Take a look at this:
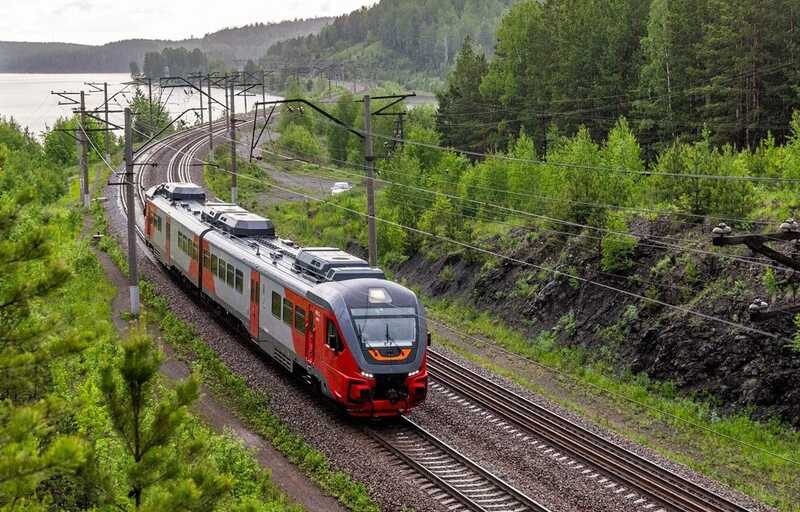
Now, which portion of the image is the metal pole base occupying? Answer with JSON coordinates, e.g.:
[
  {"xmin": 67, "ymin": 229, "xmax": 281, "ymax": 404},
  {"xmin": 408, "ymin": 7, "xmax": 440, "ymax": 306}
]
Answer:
[
  {"xmin": 129, "ymin": 285, "xmax": 140, "ymax": 317},
  {"xmin": 231, "ymin": 186, "xmax": 238, "ymax": 205}
]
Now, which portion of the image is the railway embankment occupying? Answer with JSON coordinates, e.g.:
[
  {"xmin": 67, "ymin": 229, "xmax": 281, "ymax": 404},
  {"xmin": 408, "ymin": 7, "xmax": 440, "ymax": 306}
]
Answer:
[{"xmin": 262, "ymin": 195, "xmax": 800, "ymax": 511}]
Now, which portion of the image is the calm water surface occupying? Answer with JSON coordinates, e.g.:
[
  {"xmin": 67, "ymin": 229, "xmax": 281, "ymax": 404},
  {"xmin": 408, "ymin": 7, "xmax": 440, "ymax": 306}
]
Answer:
[{"xmin": 0, "ymin": 73, "xmax": 278, "ymax": 138}]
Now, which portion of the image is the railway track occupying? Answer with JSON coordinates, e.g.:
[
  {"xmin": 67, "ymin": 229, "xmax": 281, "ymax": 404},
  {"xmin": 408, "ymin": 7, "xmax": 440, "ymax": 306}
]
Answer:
[
  {"xmin": 427, "ymin": 350, "xmax": 752, "ymax": 512},
  {"xmin": 367, "ymin": 417, "xmax": 551, "ymax": 512},
  {"xmin": 116, "ymin": 119, "xmax": 752, "ymax": 512},
  {"xmin": 116, "ymin": 122, "xmax": 557, "ymax": 512}
]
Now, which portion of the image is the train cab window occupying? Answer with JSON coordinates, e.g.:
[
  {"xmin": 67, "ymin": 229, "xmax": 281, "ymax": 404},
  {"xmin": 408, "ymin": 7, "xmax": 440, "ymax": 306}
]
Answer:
[
  {"xmin": 235, "ymin": 269, "xmax": 244, "ymax": 294},
  {"xmin": 271, "ymin": 292, "xmax": 281, "ymax": 318},
  {"xmin": 226, "ymin": 263, "xmax": 235, "ymax": 287},
  {"xmin": 294, "ymin": 307, "xmax": 306, "ymax": 334},
  {"xmin": 282, "ymin": 298, "xmax": 293, "ymax": 326},
  {"xmin": 217, "ymin": 258, "xmax": 226, "ymax": 279},
  {"xmin": 326, "ymin": 320, "xmax": 343, "ymax": 352},
  {"xmin": 211, "ymin": 254, "xmax": 218, "ymax": 276}
]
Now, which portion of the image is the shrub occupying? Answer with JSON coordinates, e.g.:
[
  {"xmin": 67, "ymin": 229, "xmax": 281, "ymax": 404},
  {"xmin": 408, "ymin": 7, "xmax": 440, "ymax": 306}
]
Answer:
[
  {"xmin": 601, "ymin": 212, "xmax": 637, "ymax": 272},
  {"xmin": 280, "ymin": 124, "xmax": 321, "ymax": 159}
]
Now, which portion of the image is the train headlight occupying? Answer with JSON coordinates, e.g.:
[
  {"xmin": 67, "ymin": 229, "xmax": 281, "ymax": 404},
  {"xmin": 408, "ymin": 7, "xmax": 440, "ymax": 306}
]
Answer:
[
  {"xmin": 360, "ymin": 371, "xmax": 374, "ymax": 379},
  {"xmin": 408, "ymin": 369, "xmax": 420, "ymax": 377}
]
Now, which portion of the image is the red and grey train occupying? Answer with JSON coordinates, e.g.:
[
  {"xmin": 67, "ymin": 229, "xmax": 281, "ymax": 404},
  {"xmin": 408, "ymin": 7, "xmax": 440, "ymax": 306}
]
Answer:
[{"xmin": 144, "ymin": 183, "xmax": 428, "ymax": 416}]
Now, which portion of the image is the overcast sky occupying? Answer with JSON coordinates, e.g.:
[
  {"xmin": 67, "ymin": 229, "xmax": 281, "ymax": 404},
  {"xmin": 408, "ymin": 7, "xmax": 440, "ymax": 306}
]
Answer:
[{"xmin": 0, "ymin": 0, "xmax": 376, "ymax": 45}]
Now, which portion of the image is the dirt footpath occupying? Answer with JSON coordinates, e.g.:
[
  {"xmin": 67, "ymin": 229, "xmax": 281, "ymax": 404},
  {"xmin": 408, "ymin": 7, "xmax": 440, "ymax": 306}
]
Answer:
[{"xmin": 86, "ymin": 215, "xmax": 346, "ymax": 512}]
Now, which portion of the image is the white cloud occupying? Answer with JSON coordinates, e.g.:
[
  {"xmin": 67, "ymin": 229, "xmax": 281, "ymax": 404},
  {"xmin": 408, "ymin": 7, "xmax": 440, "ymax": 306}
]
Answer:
[{"xmin": 0, "ymin": 0, "xmax": 376, "ymax": 45}]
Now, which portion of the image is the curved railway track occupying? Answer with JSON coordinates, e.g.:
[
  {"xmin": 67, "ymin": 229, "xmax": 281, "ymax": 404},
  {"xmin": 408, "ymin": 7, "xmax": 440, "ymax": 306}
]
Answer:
[
  {"xmin": 368, "ymin": 418, "xmax": 551, "ymax": 512},
  {"xmin": 114, "ymin": 121, "xmax": 755, "ymax": 512},
  {"xmin": 427, "ymin": 350, "xmax": 752, "ymax": 512}
]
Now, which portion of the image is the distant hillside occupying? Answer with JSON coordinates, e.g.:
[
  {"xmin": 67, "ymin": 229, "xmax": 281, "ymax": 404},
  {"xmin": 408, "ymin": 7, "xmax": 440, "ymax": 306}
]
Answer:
[
  {"xmin": 0, "ymin": 18, "xmax": 332, "ymax": 73},
  {"xmin": 264, "ymin": 0, "xmax": 518, "ymax": 88}
]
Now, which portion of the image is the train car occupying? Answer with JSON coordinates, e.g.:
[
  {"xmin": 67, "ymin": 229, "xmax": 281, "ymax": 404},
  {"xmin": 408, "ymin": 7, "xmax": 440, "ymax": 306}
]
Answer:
[{"xmin": 143, "ymin": 183, "xmax": 428, "ymax": 417}]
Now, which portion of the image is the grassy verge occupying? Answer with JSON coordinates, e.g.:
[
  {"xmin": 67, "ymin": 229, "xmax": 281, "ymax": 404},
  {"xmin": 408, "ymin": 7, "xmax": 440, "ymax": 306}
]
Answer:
[{"xmin": 92, "ymin": 195, "xmax": 381, "ymax": 512}]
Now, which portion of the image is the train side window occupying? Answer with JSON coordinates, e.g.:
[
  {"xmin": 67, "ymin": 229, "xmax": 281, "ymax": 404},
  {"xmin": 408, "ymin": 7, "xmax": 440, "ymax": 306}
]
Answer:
[
  {"xmin": 211, "ymin": 254, "xmax": 218, "ymax": 276},
  {"xmin": 282, "ymin": 298, "xmax": 293, "ymax": 326},
  {"xmin": 294, "ymin": 307, "xmax": 306, "ymax": 334},
  {"xmin": 192, "ymin": 241, "xmax": 198, "ymax": 260},
  {"xmin": 217, "ymin": 258, "xmax": 226, "ymax": 279},
  {"xmin": 235, "ymin": 269, "xmax": 243, "ymax": 294},
  {"xmin": 202, "ymin": 248, "xmax": 210, "ymax": 269},
  {"xmin": 155, "ymin": 215, "xmax": 162, "ymax": 232},
  {"xmin": 326, "ymin": 320, "xmax": 342, "ymax": 352},
  {"xmin": 271, "ymin": 292, "xmax": 281, "ymax": 318},
  {"xmin": 226, "ymin": 263, "xmax": 235, "ymax": 287}
]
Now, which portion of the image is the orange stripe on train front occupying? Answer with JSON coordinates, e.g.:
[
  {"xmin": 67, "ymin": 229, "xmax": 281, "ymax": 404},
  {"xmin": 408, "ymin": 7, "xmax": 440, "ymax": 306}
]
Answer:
[{"xmin": 368, "ymin": 348, "xmax": 412, "ymax": 362}]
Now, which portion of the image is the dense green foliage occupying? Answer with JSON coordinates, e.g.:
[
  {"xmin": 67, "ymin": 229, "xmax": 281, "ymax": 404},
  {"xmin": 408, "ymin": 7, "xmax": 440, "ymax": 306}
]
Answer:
[
  {"xmin": 142, "ymin": 47, "xmax": 208, "ymax": 78},
  {"xmin": 0, "ymin": 119, "xmax": 298, "ymax": 511},
  {"xmin": 436, "ymin": 0, "xmax": 800, "ymax": 152},
  {"xmin": 129, "ymin": 87, "xmax": 174, "ymax": 144},
  {"xmin": 265, "ymin": 0, "xmax": 517, "ymax": 89}
]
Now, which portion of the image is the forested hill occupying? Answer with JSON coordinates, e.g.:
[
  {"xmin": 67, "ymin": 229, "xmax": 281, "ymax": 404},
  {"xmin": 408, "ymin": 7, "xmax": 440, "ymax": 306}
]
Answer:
[
  {"xmin": 265, "ymin": 0, "xmax": 518, "ymax": 89},
  {"xmin": 0, "ymin": 17, "xmax": 332, "ymax": 73}
]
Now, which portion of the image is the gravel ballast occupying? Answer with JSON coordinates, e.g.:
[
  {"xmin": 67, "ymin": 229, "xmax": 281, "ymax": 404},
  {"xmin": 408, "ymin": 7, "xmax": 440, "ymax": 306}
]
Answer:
[{"xmin": 101, "ymin": 128, "xmax": 775, "ymax": 512}]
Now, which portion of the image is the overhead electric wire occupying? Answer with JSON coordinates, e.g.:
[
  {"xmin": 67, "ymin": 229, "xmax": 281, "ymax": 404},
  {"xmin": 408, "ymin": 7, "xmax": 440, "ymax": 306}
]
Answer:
[
  {"xmin": 113, "ymin": 124, "xmax": 800, "ymax": 467},
  {"xmin": 255, "ymin": 146, "xmax": 790, "ymax": 271},
  {"xmin": 197, "ymin": 155, "xmax": 790, "ymax": 344},
  {"xmin": 261, "ymin": 143, "xmax": 775, "ymax": 227},
  {"xmin": 316, "ymin": 115, "xmax": 800, "ymax": 183},
  {"xmin": 260, "ymin": 143, "xmax": 775, "ymax": 228}
]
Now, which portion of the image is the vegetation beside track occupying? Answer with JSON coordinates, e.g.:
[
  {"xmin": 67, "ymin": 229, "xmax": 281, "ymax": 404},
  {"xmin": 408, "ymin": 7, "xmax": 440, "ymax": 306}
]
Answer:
[
  {"xmin": 0, "ymin": 118, "xmax": 302, "ymax": 511},
  {"xmin": 201, "ymin": 138, "xmax": 800, "ymax": 510}
]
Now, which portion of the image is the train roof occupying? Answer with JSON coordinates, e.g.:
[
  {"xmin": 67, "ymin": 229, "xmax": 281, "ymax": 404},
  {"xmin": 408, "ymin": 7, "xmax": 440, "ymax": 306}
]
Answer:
[{"xmin": 145, "ymin": 183, "xmax": 389, "ymax": 300}]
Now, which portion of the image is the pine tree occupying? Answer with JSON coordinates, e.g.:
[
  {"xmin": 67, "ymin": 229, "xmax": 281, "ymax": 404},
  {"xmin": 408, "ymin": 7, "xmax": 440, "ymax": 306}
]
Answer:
[
  {"xmin": 436, "ymin": 36, "xmax": 493, "ymax": 153},
  {"xmin": 0, "ymin": 152, "xmax": 89, "ymax": 508},
  {"xmin": 130, "ymin": 87, "xmax": 172, "ymax": 144},
  {"xmin": 100, "ymin": 331, "xmax": 232, "ymax": 510},
  {"xmin": 328, "ymin": 92, "xmax": 357, "ymax": 164}
]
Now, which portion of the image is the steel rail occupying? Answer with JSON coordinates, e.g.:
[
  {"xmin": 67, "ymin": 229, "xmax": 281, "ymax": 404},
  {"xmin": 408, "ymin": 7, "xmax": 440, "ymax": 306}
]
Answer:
[
  {"xmin": 367, "ymin": 417, "xmax": 551, "ymax": 512},
  {"xmin": 427, "ymin": 350, "xmax": 752, "ymax": 512}
]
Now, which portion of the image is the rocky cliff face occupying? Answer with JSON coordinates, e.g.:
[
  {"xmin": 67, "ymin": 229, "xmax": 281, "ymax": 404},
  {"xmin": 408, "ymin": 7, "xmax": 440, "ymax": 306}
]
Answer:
[{"xmin": 395, "ymin": 219, "xmax": 800, "ymax": 426}]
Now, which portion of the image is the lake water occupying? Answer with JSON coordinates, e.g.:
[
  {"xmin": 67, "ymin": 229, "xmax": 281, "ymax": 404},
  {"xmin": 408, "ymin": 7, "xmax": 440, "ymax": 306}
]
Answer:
[{"xmin": 0, "ymin": 73, "xmax": 280, "ymax": 138}]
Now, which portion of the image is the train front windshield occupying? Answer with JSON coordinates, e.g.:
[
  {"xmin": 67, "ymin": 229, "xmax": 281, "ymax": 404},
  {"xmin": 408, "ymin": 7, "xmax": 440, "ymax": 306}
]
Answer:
[{"xmin": 351, "ymin": 307, "xmax": 417, "ymax": 348}]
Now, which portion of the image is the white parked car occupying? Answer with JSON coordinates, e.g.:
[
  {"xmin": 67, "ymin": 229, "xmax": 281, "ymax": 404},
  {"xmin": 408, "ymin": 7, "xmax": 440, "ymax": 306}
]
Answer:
[{"xmin": 331, "ymin": 182, "xmax": 353, "ymax": 196}]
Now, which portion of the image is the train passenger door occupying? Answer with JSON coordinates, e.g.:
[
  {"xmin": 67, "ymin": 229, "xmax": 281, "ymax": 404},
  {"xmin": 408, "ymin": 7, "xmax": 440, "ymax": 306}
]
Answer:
[
  {"xmin": 249, "ymin": 271, "xmax": 260, "ymax": 339},
  {"xmin": 304, "ymin": 306, "xmax": 316, "ymax": 365},
  {"xmin": 165, "ymin": 219, "xmax": 171, "ymax": 264}
]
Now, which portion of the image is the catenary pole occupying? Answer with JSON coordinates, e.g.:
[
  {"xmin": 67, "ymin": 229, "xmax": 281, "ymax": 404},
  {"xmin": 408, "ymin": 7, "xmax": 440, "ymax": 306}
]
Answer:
[
  {"xmin": 103, "ymin": 82, "xmax": 111, "ymax": 161},
  {"xmin": 79, "ymin": 91, "xmax": 90, "ymax": 208},
  {"xmin": 124, "ymin": 108, "xmax": 140, "ymax": 316},
  {"xmin": 207, "ymin": 75, "xmax": 214, "ymax": 152},
  {"xmin": 363, "ymin": 95, "xmax": 377, "ymax": 267},
  {"xmin": 230, "ymin": 82, "xmax": 238, "ymax": 204}
]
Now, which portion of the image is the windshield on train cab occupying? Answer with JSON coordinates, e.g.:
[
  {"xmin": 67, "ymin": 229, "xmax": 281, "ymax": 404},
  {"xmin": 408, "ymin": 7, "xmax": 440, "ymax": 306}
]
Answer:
[{"xmin": 351, "ymin": 307, "xmax": 417, "ymax": 349}]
